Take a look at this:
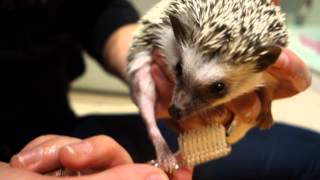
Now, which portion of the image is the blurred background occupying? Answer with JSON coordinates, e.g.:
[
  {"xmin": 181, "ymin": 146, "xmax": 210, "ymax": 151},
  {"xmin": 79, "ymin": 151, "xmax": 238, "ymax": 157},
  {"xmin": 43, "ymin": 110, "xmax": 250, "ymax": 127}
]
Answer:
[{"xmin": 69, "ymin": 0, "xmax": 320, "ymax": 132}]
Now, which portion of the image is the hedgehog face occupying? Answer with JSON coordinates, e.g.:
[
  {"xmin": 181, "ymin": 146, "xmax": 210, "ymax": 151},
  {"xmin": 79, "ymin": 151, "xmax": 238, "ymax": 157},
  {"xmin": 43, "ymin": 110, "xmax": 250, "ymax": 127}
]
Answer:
[
  {"xmin": 168, "ymin": 46, "xmax": 268, "ymax": 120},
  {"xmin": 166, "ymin": 13, "xmax": 284, "ymax": 120}
]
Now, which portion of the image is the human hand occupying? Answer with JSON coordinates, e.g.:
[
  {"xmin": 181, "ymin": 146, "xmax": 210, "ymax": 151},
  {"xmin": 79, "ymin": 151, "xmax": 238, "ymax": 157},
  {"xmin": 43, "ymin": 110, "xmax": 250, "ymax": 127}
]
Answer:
[
  {"xmin": 266, "ymin": 48, "xmax": 312, "ymax": 99},
  {"xmin": 1, "ymin": 134, "xmax": 193, "ymax": 180},
  {"xmin": 227, "ymin": 48, "xmax": 312, "ymax": 118},
  {"xmin": 150, "ymin": 49, "xmax": 174, "ymax": 118}
]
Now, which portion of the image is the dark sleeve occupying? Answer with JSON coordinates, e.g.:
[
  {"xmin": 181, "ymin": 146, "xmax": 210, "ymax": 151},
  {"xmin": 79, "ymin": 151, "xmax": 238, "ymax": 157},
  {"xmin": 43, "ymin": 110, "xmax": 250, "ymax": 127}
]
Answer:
[{"xmin": 59, "ymin": 0, "xmax": 139, "ymax": 61}]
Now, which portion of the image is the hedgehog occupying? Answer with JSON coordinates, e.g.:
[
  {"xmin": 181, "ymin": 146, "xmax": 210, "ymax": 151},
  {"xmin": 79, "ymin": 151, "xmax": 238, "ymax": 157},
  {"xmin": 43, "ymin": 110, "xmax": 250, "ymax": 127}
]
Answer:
[{"xmin": 127, "ymin": 0, "xmax": 288, "ymax": 172}]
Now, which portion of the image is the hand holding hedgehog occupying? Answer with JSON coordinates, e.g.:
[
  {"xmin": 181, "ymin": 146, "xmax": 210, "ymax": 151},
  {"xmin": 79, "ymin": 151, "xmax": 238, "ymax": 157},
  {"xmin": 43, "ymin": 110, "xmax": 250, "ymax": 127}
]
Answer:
[{"xmin": 127, "ymin": 0, "xmax": 311, "ymax": 173}]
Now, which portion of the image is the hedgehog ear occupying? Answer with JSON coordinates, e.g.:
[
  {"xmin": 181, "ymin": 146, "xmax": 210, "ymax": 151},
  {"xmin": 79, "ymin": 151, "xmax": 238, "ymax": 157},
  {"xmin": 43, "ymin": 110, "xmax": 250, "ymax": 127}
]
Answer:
[
  {"xmin": 255, "ymin": 46, "xmax": 282, "ymax": 71},
  {"xmin": 169, "ymin": 14, "xmax": 190, "ymax": 45}
]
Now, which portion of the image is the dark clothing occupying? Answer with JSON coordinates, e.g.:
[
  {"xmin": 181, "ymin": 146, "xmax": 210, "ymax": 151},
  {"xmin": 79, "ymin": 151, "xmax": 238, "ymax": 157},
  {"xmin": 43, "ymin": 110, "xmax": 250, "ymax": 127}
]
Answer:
[
  {"xmin": 0, "ymin": 0, "xmax": 139, "ymax": 161},
  {"xmin": 73, "ymin": 115, "xmax": 320, "ymax": 180}
]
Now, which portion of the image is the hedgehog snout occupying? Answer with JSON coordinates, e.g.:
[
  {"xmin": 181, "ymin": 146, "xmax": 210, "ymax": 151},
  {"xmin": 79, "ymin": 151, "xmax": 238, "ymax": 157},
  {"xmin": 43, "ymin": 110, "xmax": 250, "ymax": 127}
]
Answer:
[{"xmin": 168, "ymin": 105, "xmax": 183, "ymax": 120}]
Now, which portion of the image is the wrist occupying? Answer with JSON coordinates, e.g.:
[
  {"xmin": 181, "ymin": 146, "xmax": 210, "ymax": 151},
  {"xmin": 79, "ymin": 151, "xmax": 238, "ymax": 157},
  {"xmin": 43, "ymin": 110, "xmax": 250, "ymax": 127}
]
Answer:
[{"xmin": 102, "ymin": 23, "xmax": 139, "ymax": 83}]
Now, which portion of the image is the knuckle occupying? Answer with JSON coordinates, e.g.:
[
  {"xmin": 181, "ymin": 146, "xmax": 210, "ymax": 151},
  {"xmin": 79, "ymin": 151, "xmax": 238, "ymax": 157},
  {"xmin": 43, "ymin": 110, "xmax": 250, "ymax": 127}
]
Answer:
[
  {"xmin": 32, "ymin": 134, "xmax": 61, "ymax": 144},
  {"xmin": 92, "ymin": 135, "xmax": 117, "ymax": 146}
]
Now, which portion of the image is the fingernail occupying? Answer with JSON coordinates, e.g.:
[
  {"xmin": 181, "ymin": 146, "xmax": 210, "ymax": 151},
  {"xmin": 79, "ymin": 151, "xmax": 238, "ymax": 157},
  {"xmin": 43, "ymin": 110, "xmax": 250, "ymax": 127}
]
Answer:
[
  {"xmin": 65, "ymin": 141, "xmax": 93, "ymax": 156},
  {"xmin": 147, "ymin": 173, "xmax": 169, "ymax": 180},
  {"xmin": 17, "ymin": 148, "xmax": 43, "ymax": 169},
  {"xmin": 274, "ymin": 51, "xmax": 289, "ymax": 68}
]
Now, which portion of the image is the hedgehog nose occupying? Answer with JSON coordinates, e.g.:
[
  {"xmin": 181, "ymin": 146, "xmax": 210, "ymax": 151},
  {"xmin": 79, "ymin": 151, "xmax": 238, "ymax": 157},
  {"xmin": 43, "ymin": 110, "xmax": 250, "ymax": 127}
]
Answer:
[{"xmin": 168, "ymin": 105, "xmax": 182, "ymax": 120}]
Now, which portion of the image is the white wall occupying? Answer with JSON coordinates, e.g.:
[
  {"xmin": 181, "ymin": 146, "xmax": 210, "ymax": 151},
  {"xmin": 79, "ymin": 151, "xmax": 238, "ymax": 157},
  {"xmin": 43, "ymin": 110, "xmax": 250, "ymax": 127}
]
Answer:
[
  {"xmin": 71, "ymin": 0, "xmax": 160, "ymax": 94},
  {"xmin": 129, "ymin": 0, "xmax": 159, "ymax": 14}
]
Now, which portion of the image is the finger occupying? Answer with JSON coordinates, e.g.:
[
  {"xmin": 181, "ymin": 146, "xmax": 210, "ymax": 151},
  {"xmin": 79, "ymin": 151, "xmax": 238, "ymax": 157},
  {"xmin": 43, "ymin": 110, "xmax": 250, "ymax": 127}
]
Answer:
[
  {"xmin": 170, "ymin": 167, "xmax": 193, "ymax": 180},
  {"xmin": 62, "ymin": 164, "xmax": 168, "ymax": 180},
  {"xmin": 151, "ymin": 63, "xmax": 174, "ymax": 118},
  {"xmin": 151, "ymin": 63, "xmax": 173, "ymax": 100},
  {"xmin": 152, "ymin": 49, "xmax": 170, "ymax": 75},
  {"xmin": 178, "ymin": 105, "xmax": 233, "ymax": 131},
  {"xmin": 20, "ymin": 135, "xmax": 61, "ymax": 152},
  {"xmin": 10, "ymin": 136, "xmax": 81, "ymax": 173},
  {"xmin": 59, "ymin": 135, "xmax": 133, "ymax": 171},
  {"xmin": 0, "ymin": 164, "xmax": 57, "ymax": 180},
  {"xmin": 267, "ymin": 49, "xmax": 312, "ymax": 99},
  {"xmin": 226, "ymin": 92, "xmax": 261, "ymax": 121},
  {"xmin": 151, "ymin": 48, "xmax": 174, "ymax": 85}
]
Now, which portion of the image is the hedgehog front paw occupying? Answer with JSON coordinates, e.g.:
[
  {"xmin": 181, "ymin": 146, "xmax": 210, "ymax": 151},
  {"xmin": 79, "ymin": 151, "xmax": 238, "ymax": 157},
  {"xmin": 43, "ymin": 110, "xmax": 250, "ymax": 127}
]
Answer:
[{"xmin": 155, "ymin": 141, "xmax": 179, "ymax": 174}]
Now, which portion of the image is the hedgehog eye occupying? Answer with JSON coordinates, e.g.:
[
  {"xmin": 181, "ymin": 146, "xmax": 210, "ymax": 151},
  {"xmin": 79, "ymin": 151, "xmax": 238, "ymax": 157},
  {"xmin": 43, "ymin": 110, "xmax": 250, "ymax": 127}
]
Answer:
[{"xmin": 210, "ymin": 81, "xmax": 226, "ymax": 95}]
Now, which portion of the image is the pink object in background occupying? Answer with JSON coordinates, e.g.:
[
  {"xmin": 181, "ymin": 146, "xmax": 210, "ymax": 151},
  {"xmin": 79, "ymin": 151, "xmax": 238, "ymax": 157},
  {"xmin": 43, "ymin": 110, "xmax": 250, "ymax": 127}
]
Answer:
[
  {"xmin": 272, "ymin": 0, "xmax": 280, "ymax": 5},
  {"xmin": 300, "ymin": 34, "xmax": 320, "ymax": 54}
]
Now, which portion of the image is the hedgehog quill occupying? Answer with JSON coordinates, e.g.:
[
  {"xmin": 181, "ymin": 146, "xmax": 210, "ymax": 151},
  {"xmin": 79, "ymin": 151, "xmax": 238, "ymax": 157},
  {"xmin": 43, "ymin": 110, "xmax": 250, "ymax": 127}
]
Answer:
[{"xmin": 127, "ymin": 0, "xmax": 288, "ymax": 172}]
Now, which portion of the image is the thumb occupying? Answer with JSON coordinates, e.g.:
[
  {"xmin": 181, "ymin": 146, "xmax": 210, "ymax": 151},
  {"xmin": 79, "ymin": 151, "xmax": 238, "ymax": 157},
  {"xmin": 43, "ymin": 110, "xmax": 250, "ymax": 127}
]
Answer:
[
  {"xmin": 267, "ymin": 49, "xmax": 312, "ymax": 98},
  {"xmin": 74, "ymin": 164, "xmax": 169, "ymax": 180}
]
